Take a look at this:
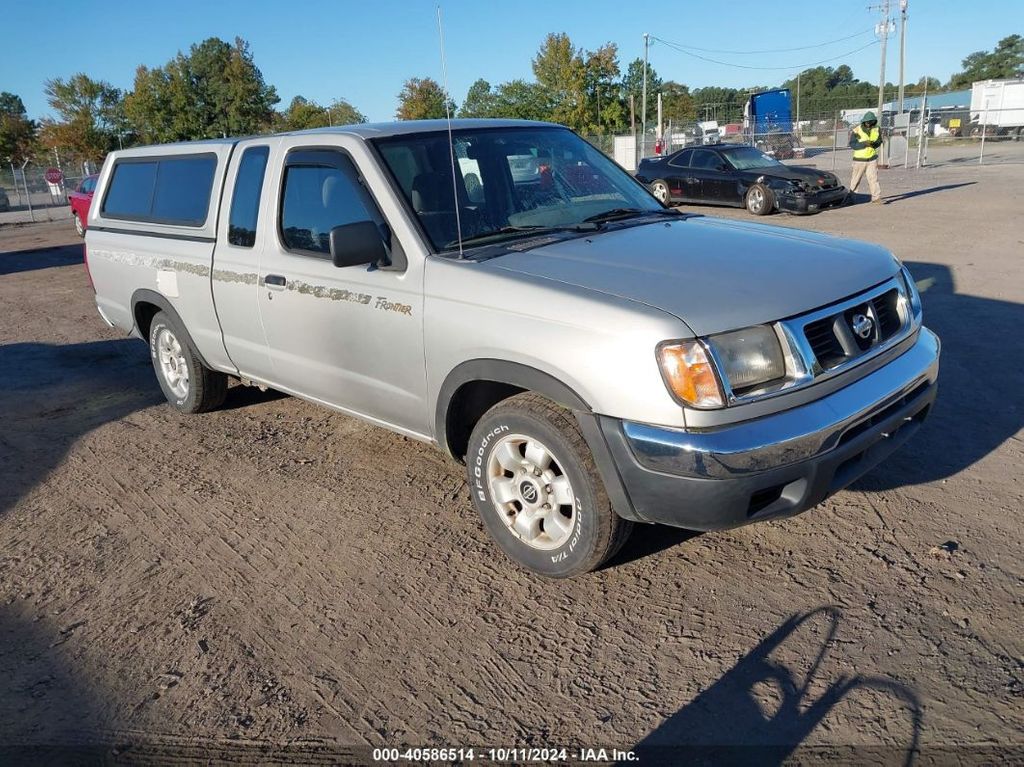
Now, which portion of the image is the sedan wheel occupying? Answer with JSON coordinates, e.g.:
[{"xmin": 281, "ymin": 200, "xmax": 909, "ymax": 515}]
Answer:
[
  {"xmin": 652, "ymin": 180, "xmax": 670, "ymax": 204},
  {"xmin": 745, "ymin": 183, "xmax": 774, "ymax": 216},
  {"xmin": 74, "ymin": 213, "xmax": 84, "ymax": 237}
]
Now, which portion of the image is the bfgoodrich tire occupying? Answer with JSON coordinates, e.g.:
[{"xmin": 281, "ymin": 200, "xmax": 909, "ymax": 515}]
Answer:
[
  {"xmin": 148, "ymin": 311, "xmax": 227, "ymax": 414},
  {"xmin": 466, "ymin": 393, "xmax": 633, "ymax": 578}
]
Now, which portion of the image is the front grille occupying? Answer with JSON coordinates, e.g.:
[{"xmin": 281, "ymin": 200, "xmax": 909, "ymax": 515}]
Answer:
[{"xmin": 803, "ymin": 287, "xmax": 905, "ymax": 371}]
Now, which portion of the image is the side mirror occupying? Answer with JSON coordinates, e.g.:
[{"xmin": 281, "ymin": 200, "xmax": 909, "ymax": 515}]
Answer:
[{"xmin": 329, "ymin": 221, "xmax": 387, "ymax": 268}]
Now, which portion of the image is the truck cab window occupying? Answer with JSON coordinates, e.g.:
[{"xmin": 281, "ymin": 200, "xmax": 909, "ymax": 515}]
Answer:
[
  {"xmin": 228, "ymin": 146, "xmax": 269, "ymax": 247},
  {"xmin": 280, "ymin": 162, "xmax": 372, "ymax": 256}
]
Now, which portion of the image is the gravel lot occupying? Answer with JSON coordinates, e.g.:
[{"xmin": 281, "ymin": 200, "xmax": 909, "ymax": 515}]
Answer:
[{"xmin": 1, "ymin": 155, "xmax": 1021, "ymax": 763}]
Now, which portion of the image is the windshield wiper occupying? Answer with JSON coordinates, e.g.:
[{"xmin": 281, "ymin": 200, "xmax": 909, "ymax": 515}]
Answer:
[
  {"xmin": 446, "ymin": 223, "xmax": 598, "ymax": 249},
  {"xmin": 582, "ymin": 207, "xmax": 679, "ymax": 225}
]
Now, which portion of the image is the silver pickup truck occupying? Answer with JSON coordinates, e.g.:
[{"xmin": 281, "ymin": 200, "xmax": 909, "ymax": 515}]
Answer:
[{"xmin": 85, "ymin": 119, "xmax": 939, "ymax": 577}]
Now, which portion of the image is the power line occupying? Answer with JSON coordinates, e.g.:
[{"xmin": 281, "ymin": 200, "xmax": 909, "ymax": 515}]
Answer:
[
  {"xmin": 650, "ymin": 37, "xmax": 880, "ymax": 71},
  {"xmin": 652, "ymin": 28, "xmax": 874, "ymax": 56}
]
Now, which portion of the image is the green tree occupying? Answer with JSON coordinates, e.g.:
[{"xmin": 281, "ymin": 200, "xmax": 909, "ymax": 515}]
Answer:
[
  {"xmin": 0, "ymin": 92, "xmax": 37, "ymax": 163},
  {"xmin": 532, "ymin": 33, "xmax": 587, "ymax": 129},
  {"xmin": 39, "ymin": 74, "xmax": 123, "ymax": 160},
  {"xmin": 949, "ymin": 34, "xmax": 1024, "ymax": 88},
  {"xmin": 278, "ymin": 95, "xmax": 366, "ymax": 130},
  {"xmin": 125, "ymin": 36, "xmax": 278, "ymax": 143},
  {"xmin": 396, "ymin": 77, "xmax": 455, "ymax": 120},
  {"xmin": 661, "ymin": 81, "xmax": 695, "ymax": 125},
  {"xmin": 621, "ymin": 58, "xmax": 661, "ymax": 125},
  {"xmin": 492, "ymin": 80, "xmax": 550, "ymax": 121},
  {"xmin": 459, "ymin": 79, "xmax": 498, "ymax": 118},
  {"xmin": 583, "ymin": 43, "xmax": 623, "ymax": 133},
  {"xmin": 910, "ymin": 76, "xmax": 941, "ymax": 94}
]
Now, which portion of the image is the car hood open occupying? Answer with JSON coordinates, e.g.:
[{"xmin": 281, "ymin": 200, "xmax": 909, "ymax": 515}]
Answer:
[{"xmin": 487, "ymin": 215, "xmax": 900, "ymax": 336}]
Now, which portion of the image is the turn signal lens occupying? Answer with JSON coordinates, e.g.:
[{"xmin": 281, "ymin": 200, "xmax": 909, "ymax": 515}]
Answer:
[{"xmin": 657, "ymin": 341, "xmax": 725, "ymax": 408}]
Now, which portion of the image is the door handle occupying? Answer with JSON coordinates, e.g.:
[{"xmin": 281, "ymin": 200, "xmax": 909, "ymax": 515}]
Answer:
[{"xmin": 264, "ymin": 274, "xmax": 287, "ymax": 288}]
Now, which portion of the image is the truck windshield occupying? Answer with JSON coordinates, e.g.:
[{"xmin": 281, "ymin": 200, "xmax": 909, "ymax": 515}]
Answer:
[
  {"xmin": 723, "ymin": 146, "xmax": 783, "ymax": 171},
  {"xmin": 374, "ymin": 127, "xmax": 663, "ymax": 252}
]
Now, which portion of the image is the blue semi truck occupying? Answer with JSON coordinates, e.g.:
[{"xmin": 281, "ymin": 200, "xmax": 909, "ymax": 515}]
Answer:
[{"xmin": 744, "ymin": 89, "xmax": 796, "ymax": 159}]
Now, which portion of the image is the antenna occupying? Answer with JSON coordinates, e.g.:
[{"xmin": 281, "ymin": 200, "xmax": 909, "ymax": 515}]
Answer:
[{"xmin": 436, "ymin": 6, "xmax": 464, "ymax": 257}]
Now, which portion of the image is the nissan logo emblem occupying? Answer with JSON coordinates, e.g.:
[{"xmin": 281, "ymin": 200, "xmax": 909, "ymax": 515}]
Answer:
[
  {"xmin": 519, "ymin": 481, "xmax": 539, "ymax": 504},
  {"xmin": 851, "ymin": 313, "xmax": 874, "ymax": 340}
]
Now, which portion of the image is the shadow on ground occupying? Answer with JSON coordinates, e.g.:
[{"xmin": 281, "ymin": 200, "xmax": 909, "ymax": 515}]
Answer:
[
  {"xmin": 0, "ymin": 339, "xmax": 160, "ymax": 516},
  {"xmin": 853, "ymin": 260, "xmax": 1023, "ymax": 491},
  {"xmin": 0, "ymin": 243, "xmax": 83, "ymax": 276},
  {"xmin": 629, "ymin": 607, "xmax": 922, "ymax": 766}
]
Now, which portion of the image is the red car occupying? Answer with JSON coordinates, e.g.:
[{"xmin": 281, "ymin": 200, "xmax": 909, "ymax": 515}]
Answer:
[{"xmin": 69, "ymin": 174, "xmax": 98, "ymax": 237}]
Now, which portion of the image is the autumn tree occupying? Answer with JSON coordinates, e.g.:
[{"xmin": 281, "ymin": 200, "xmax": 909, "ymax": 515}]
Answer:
[
  {"xmin": 661, "ymin": 81, "xmax": 696, "ymax": 125},
  {"xmin": 396, "ymin": 77, "xmax": 455, "ymax": 120},
  {"xmin": 39, "ymin": 74, "xmax": 124, "ymax": 161},
  {"xmin": 0, "ymin": 92, "xmax": 37, "ymax": 163}
]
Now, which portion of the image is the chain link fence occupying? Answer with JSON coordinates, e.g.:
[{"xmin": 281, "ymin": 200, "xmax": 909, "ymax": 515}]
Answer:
[{"xmin": 0, "ymin": 153, "xmax": 98, "ymax": 223}]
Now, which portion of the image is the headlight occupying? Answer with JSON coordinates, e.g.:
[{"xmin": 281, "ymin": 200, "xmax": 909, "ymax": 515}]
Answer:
[
  {"xmin": 899, "ymin": 265, "xmax": 923, "ymax": 324},
  {"xmin": 657, "ymin": 340, "xmax": 725, "ymax": 408},
  {"xmin": 708, "ymin": 325, "xmax": 787, "ymax": 392},
  {"xmin": 658, "ymin": 325, "xmax": 787, "ymax": 408}
]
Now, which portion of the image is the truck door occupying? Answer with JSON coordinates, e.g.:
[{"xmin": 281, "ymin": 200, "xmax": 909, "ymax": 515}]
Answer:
[
  {"xmin": 255, "ymin": 140, "xmax": 428, "ymax": 436},
  {"xmin": 212, "ymin": 142, "xmax": 275, "ymax": 379}
]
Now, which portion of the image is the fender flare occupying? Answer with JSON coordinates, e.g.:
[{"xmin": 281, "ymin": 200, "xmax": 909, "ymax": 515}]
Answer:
[
  {"xmin": 435, "ymin": 359, "xmax": 643, "ymax": 523},
  {"xmin": 435, "ymin": 358, "xmax": 591, "ymax": 446},
  {"xmin": 130, "ymin": 288, "xmax": 215, "ymax": 371}
]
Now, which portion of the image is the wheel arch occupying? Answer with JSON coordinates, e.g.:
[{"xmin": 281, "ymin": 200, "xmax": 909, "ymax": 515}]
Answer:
[
  {"xmin": 436, "ymin": 359, "xmax": 590, "ymax": 460},
  {"xmin": 130, "ymin": 289, "xmax": 215, "ymax": 371},
  {"xmin": 437, "ymin": 359, "xmax": 644, "ymax": 523}
]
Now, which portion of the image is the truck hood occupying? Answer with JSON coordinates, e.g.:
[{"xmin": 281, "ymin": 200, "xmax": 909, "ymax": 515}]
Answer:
[{"xmin": 487, "ymin": 216, "xmax": 900, "ymax": 336}]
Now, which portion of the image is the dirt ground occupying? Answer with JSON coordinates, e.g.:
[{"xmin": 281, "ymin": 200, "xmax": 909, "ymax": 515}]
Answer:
[{"xmin": 1, "ymin": 157, "xmax": 1022, "ymax": 764}]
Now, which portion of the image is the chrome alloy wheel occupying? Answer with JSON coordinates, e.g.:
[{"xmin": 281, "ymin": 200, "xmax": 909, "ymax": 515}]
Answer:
[
  {"xmin": 486, "ymin": 433, "xmax": 576, "ymax": 551},
  {"xmin": 652, "ymin": 181, "xmax": 669, "ymax": 203},
  {"xmin": 155, "ymin": 327, "xmax": 190, "ymax": 400},
  {"xmin": 747, "ymin": 186, "xmax": 765, "ymax": 212}
]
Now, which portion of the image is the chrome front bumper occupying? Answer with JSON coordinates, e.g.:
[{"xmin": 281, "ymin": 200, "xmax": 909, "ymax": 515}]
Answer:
[
  {"xmin": 598, "ymin": 328, "xmax": 939, "ymax": 530},
  {"xmin": 625, "ymin": 328, "xmax": 939, "ymax": 479}
]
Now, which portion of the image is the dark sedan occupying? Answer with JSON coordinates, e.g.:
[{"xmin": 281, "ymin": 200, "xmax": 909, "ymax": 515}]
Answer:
[{"xmin": 637, "ymin": 144, "xmax": 847, "ymax": 216}]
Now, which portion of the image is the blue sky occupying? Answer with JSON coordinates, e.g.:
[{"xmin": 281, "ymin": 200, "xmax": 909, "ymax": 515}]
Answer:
[{"xmin": 5, "ymin": 0, "xmax": 1022, "ymax": 121}]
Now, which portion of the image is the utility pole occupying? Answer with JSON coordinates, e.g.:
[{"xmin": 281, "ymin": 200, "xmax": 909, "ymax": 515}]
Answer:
[
  {"xmin": 641, "ymin": 33, "xmax": 650, "ymax": 160},
  {"xmin": 870, "ymin": 0, "xmax": 894, "ymax": 120},
  {"xmin": 897, "ymin": 0, "xmax": 908, "ymax": 114},
  {"xmin": 796, "ymin": 71, "xmax": 801, "ymax": 137}
]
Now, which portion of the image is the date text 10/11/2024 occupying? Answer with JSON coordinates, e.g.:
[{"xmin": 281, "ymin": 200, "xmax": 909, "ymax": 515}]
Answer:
[{"xmin": 371, "ymin": 747, "xmax": 639, "ymax": 762}]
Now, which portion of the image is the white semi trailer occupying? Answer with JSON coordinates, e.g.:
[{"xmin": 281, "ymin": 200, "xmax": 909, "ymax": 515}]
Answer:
[{"xmin": 971, "ymin": 79, "xmax": 1024, "ymax": 138}]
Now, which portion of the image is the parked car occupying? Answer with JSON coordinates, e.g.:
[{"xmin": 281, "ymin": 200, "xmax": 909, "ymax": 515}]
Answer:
[
  {"xmin": 85, "ymin": 119, "xmax": 938, "ymax": 578},
  {"xmin": 0, "ymin": 186, "xmax": 10, "ymax": 212},
  {"xmin": 69, "ymin": 174, "xmax": 98, "ymax": 236},
  {"xmin": 637, "ymin": 144, "xmax": 845, "ymax": 215}
]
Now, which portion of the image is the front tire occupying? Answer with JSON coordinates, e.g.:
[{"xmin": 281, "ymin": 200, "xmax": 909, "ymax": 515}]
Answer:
[
  {"xmin": 148, "ymin": 311, "xmax": 227, "ymax": 414},
  {"xmin": 466, "ymin": 393, "xmax": 633, "ymax": 578},
  {"xmin": 651, "ymin": 179, "xmax": 671, "ymax": 204},
  {"xmin": 745, "ymin": 183, "xmax": 775, "ymax": 215}
]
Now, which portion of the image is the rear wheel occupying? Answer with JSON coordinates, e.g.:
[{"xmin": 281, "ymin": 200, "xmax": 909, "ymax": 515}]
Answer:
[
  {"xmin": 73, "ymin": 213, "xmax": 84, "ymax": 237},
  {"xmin": 466, "ymin": 393, "xmax": 633, "ymax": 578},
  {"xmin": 148, "ymin": 311, "xmax": 227, "ymax": 413},
  {"xmin": 745, "ymin": 183, "xmax": 775, "ymax": 215},
  {"xmin": 651, "ymin": 179, "xmax": 670, "ymax": 204}
]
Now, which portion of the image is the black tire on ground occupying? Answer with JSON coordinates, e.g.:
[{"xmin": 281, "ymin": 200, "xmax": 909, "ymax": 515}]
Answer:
[
  {"xmin": 651, "ymin": 179, "xmax": 671, "ymax": 205},
  {"xmin": 466, "ymin": 392, "xmax": 633, "ymax": 578},
  {"xmin": 148, "ymin": 310, "xmax": 227, "ymax": 414},
  {"xmin": 745, "ymin": 183, "xmax": 775, "ymax": 216}
]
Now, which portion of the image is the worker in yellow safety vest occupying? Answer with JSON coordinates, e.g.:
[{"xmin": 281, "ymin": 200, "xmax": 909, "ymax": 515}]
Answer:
[{"xmin": 848, "ymin": 111, "xmax": 883, "ymax": 204}]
